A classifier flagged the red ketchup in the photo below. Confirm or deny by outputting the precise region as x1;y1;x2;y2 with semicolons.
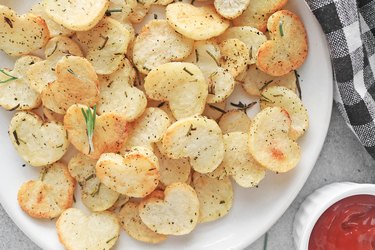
309;195;375;250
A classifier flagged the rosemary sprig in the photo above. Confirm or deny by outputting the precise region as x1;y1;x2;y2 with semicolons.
81;105;97;153
105;9;122;16
230;101;257;112
99;35;109;50
279;20;284;37
186;124;197;137
208;104;226;114
259;80;274;91
260;94;274;103
183;67;194;76
263;233;268;250
106;236;117;244
206;50;220;66
0;69;18;84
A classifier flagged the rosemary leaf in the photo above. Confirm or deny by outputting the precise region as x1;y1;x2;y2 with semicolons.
0;69;18;84
263;233;268;250
99;35;109;50
295;70;302;99
230;101;257;112
206;50;220;66
105;9;122;16
208;104;226;114
259;80;274;91
279;20;284;37
183;67;194;76
81;105;97;153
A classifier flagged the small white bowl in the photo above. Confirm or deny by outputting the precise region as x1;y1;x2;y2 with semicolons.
293;182;375;250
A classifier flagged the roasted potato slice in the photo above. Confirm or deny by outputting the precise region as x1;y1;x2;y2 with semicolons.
27;36;83;93
0;5;49;56
18;162;75;219
144;62;208;120
139;182;199;235
192;172;233;223
118;201;167;243
203;101;227;121
214;0;251;19
64;104;130;159
128;2;150;23
256;10;308;76
166;3;230;40
107;0;137;22
43;0;109;31
56;208;120;250
96;147;160;198
163;116;224;174
42;107;64;123
133;20;193;74
260;86;308;140
233;0;287;32
0;56;42;111
98;58;147;122
9;112;69;167
219;110;251;134
219;38;250;78
248;107;301;172
77;17;131;75
221;132;265;187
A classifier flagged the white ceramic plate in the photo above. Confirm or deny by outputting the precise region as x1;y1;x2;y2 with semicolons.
0;0;333;249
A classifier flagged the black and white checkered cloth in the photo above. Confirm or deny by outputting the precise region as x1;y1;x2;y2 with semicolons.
305;0;375;157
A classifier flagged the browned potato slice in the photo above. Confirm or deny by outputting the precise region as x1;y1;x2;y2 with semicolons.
98;58;147;122
41;56;99;114
256;10;308;76
192;172;233;223
166;3;230;40
128;3;150;23
118;201;167;243
43;0;109;31
260;86;309;140
96;147;159;197
219;38;250;78
133;20;193;74
77;17;131;75
163;116;224;174
241;65;297;96
9;112;69;167
18;162;75;219
144;62;208;120
233;0;287;32
139;182;199;235
64;104;130;159
203;101;227;121
248;107;301;172
56;208;120;250
0;5;49;56
219;110;251;134
214;0;251;19
0;56;42;111
108;0;137;22
221;132;265;187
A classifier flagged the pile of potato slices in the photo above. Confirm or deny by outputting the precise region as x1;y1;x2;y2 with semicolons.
0;0;309;248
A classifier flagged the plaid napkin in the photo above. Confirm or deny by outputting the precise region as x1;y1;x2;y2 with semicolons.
304;0;375;157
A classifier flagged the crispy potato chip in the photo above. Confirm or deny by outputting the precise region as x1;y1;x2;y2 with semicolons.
56;208;120;250
166;3;230;40
28;36;83;93
30;2;74;37
121;107;171;152
260;86;308;140
139;182;199;235
41;56;99;114
221;132;265;187
98;58;147;122
154;146;191;186
214;0;251;19
219;110;251;134
203;101;227;121
163;116;224;174
118;201;167;243
123;20;136;42
107;0;137;22
218;26;267;64
9;112;69;167
96;147;159;197
68;153;119;211
144;62;208;120
241;65;297;96
43;0;109;31
219;38;250;78
147;101;177;123
233;0;287;32
108;194;130;212
256;10;308;76
192;172;233;223
64;104;130;159
0;56;42;111
128;3;150;23
0;5;49;56
249;107;301;172
207;68;235;104
77;17;131;75
133;20;193;74
18;162;75;219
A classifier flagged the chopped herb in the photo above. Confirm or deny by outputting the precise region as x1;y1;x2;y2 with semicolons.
13;130;20;145
81;105;97;153
105;9;122;16
294;70;302;99
263;233;268;250
67;68;77;77
157;102;166;108
279;20;284;37
46;42;59;58
249;46;253;61
56;144;64;148
0;69;18;84
22;164;26;168
40;168;48;181
195;49;199;62
219;200;225;204
208;104;227;114
90;183;101;197
99;35;109;50
259;80;274;91
73;194;76;203
85;174;95;181
186;124;197;137
183;67;194;76
230;101;257;112
209;71;218;79
7;103;20;111
106;236;117;244
208;84;215;95
154;14;158;19
260;94;273;103
4;17;13;28
206;50;220;66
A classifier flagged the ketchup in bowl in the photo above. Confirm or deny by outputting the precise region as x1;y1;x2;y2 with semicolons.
309;195;375;250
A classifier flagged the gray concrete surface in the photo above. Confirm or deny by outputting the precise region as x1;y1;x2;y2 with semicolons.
1;104;374;250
